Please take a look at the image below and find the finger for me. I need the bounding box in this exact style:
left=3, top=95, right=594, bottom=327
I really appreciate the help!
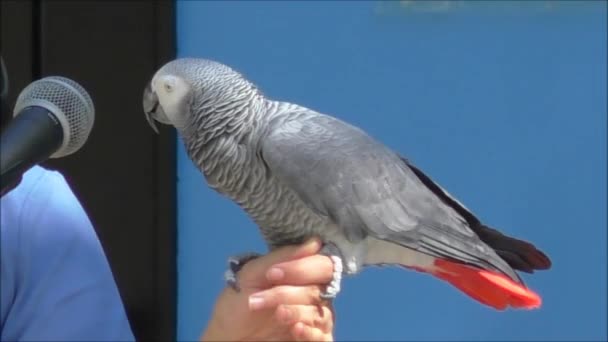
left=292, top=322, right=330, bottom=342
left=266, top=255, right=334, bottom=286
left=239, top=238, right=323, bottom=286
left=248, top=285, right=322, bottom=311
left=275, top=304, right=334, bottom=332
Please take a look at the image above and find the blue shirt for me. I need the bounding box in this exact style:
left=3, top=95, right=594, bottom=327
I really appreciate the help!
left=0, top=166, right=134, bottom=341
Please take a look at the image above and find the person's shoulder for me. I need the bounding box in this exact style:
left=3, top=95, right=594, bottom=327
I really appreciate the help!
left=1, top=165, right=94, bottom=249
left=0, top=167, right=135, bottom=341
left=1, top=164, right=72, bottom=207
left=2, top=166, right=53, bottom=229
left=23, top=165, right=77, bottom=204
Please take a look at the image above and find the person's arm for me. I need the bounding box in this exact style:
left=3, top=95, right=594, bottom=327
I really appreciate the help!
left=0, top=169, right=134, bottom=341
left=201, top=238, right=335, bottom=342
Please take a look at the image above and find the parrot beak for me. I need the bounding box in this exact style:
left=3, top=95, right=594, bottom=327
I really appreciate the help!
left=143, top=82, right=160, bottom=134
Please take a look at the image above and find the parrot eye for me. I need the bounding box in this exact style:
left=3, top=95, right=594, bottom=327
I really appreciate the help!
left=160, top=76, right=178, bottom=93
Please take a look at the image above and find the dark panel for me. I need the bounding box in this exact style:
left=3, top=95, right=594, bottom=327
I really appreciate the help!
left=0, top=0, right=34, bottom=126
left=151, top=2, right=178, bottom=339
left=35, top=1, right=176, bottom=341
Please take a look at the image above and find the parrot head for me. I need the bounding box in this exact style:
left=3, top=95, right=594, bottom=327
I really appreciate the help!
left=143, top=58, right=260, bottom=134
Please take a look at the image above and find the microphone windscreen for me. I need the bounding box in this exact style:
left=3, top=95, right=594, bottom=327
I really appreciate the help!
left=13, top=76, right=95, bottom=158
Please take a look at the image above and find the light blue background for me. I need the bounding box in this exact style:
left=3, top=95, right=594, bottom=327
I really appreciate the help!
left=175, top=1, right=606, bottom=340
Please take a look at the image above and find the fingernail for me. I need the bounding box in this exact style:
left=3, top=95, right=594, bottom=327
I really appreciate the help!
left=307, top=237, right=321, bottom=246
left=249, top=295, right=265, bottom=310
left=267, top=267, right=284, bottom=281
left=294, top=322, right=305, bottom=336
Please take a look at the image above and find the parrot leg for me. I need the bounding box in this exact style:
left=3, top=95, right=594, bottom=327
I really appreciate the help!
left=319, top=242, right=344, bottom=300
left=224, top=252, right=262, bottom=292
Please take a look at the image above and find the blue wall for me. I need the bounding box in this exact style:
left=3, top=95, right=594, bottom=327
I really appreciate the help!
left=176, top=1, right=606, bottom=340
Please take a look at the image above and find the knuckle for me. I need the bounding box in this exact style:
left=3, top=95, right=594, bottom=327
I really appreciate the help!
left=239, top=261, right=255, bottom=276
left=310, top=286, right=322, bottom=303
left=321, top=257, right=334, bottom=275
left=277, top=286, right=300, bottom=304
left=236, top=265, right=256, bottom=285
left=311, top=328, right=324, bottom=341
left=276, top=305, right=294, bottom=324
left=313, top=314, right=324, bottom=328
left=312, top=305, right=331, bottom=329
left=302, top=328, right=314, bottom=341
left=274, top=286, right=290, bottom=303
left=293, top=323, right=306, bottom=342
left=321, top=306, right=334, bottom=330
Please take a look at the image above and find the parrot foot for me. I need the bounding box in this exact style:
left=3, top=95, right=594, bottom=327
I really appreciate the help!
left=224, top=252, right=262, bottom=292
left=319, top=242, right=344, bottom=300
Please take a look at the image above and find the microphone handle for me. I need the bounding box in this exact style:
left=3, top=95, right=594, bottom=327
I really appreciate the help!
left=1, top=106, right=64, bottom=192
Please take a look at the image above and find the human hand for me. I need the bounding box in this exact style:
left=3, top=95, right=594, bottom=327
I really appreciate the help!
left=200, top=238, right=335, bottom=341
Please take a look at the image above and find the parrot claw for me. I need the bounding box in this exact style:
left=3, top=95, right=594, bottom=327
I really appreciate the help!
left=224, top=252, right=262, bottom=292
left=319, top=242, right=344, bottom=300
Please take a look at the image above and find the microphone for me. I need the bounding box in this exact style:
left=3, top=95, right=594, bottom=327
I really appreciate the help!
left=0, top=76, right=95, bottom=194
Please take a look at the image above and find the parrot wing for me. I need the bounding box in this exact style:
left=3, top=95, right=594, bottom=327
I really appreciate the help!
left=401, top=157, right=551, bottom=273
left=260, top=111, right=542, bottom=310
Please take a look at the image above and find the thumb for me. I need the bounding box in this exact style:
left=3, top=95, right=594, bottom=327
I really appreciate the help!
left=239, top=237, right=323, bottom=287
left=284, top=237, right=323, bottom=260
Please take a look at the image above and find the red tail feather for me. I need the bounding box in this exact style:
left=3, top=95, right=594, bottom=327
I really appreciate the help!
left=431, top=259, right=542, bottom=310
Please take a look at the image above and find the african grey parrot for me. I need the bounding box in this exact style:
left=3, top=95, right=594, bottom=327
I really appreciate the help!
left=142, top=58, right=551, bottom=310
